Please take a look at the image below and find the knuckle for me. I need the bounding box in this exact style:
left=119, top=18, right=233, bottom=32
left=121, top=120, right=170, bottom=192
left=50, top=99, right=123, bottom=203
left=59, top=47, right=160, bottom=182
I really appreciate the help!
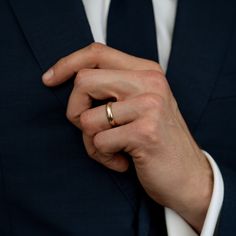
left=74, top=69, right=91, bottom=88
left=87, top=148, right=97, bottom=159
left=79, top=111, right=92, bottom=134
left=89, top=42, right=106, bottom=54
left=141, top=94, right=165, bottom=111
left=137, top=120, right=158, bottom=143
left=145, top=70, right=167, bottom=89
left=143, top=124, right=155, bottom=138
left=66, top=109, right=79, bottom=123
left=88, top=43, right=107, bottom=65
left=94, top=135, right=106, bottom=153
left=86, top=147, right=103, bottom=163
left=74, top=75, right=81, bottom=87
left=145, top=70, right=162, bottom=79
left=66, top=109, right=72, bottom=121
left=157, top=75, right=169, bottom=91
left=147, top=61, right=163, bottom=72
left=145, top=70, right=162, bottom=85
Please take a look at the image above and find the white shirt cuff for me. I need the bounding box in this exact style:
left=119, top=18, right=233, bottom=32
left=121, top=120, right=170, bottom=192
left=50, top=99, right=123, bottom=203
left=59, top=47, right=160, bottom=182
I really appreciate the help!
left=165, top=151, right=224, bottom=236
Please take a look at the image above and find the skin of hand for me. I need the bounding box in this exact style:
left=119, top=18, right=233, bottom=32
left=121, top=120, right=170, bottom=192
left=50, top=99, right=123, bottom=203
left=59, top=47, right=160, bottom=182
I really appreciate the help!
left=42, top=43, right=213, bottom=232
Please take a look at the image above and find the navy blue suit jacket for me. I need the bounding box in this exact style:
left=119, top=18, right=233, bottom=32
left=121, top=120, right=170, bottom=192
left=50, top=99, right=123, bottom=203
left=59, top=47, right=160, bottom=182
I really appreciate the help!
left=0, top=0, right=236, bottom=235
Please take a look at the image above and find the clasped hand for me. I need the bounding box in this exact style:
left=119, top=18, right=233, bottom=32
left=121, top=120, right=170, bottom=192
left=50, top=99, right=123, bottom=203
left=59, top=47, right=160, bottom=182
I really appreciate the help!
left=42, top=43, right=213, bottom=232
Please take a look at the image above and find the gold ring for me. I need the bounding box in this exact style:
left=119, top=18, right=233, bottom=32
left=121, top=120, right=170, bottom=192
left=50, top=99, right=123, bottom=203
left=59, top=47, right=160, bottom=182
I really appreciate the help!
left=106, top=102, right=117, bottom=127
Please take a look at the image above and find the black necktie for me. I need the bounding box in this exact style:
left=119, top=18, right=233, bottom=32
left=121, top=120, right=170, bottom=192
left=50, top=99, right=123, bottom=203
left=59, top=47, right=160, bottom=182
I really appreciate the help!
left=107, top=1, right=167, bottom=235
left=107, top=0, right=159, bottom=62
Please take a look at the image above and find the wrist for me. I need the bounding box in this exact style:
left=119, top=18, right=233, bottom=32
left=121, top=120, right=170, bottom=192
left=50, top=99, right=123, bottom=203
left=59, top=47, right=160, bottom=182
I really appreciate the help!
left=171, top=151, right=213, bottom=232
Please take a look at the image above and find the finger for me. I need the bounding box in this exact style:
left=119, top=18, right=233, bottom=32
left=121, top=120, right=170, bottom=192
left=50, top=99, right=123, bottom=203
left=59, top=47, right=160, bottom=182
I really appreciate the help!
left=66, top=69, right=164, bottom=124
left=93, top=122, right=137, bottom=156
left=79, top=100, right=139, bottom=136
left=83, top=133, right=129, bottom=172
left=42, top=43, right=162, bottom=86
left=65, top=69, right=142, bottom=124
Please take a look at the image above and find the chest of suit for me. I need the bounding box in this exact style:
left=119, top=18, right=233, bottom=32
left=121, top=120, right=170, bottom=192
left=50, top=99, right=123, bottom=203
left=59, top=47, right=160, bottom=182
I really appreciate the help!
left=0, top=0, right=236, bottom=235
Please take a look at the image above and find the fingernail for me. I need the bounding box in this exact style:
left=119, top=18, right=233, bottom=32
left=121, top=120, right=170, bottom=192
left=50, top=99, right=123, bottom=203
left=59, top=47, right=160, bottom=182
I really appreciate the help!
left=42, top=68, right=54, bottom=82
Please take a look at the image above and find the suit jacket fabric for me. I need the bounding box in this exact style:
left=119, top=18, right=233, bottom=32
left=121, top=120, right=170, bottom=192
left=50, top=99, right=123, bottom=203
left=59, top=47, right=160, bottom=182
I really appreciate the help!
left=0, top=0, right=236, bottom=235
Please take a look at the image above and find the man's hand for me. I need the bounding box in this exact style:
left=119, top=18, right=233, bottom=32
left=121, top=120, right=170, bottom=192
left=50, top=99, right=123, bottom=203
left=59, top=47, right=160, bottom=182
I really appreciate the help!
left=42, top=43, right=213, bottom=232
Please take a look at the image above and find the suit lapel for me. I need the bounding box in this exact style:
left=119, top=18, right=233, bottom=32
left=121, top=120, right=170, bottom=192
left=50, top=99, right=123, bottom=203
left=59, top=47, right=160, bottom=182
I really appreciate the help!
left=167, top=0, right=234, bottom=133
left=8, top=0, right=94, bottom=107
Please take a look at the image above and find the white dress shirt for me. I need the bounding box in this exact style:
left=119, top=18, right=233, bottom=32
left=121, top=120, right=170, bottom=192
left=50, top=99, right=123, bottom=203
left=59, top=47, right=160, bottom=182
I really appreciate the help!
left=82, top=0, right=224, bottom=235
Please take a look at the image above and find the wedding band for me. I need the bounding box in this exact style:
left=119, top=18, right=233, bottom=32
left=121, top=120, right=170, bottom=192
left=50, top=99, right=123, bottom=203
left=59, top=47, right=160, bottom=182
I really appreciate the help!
left=106, top=102, right=117, bottom=127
